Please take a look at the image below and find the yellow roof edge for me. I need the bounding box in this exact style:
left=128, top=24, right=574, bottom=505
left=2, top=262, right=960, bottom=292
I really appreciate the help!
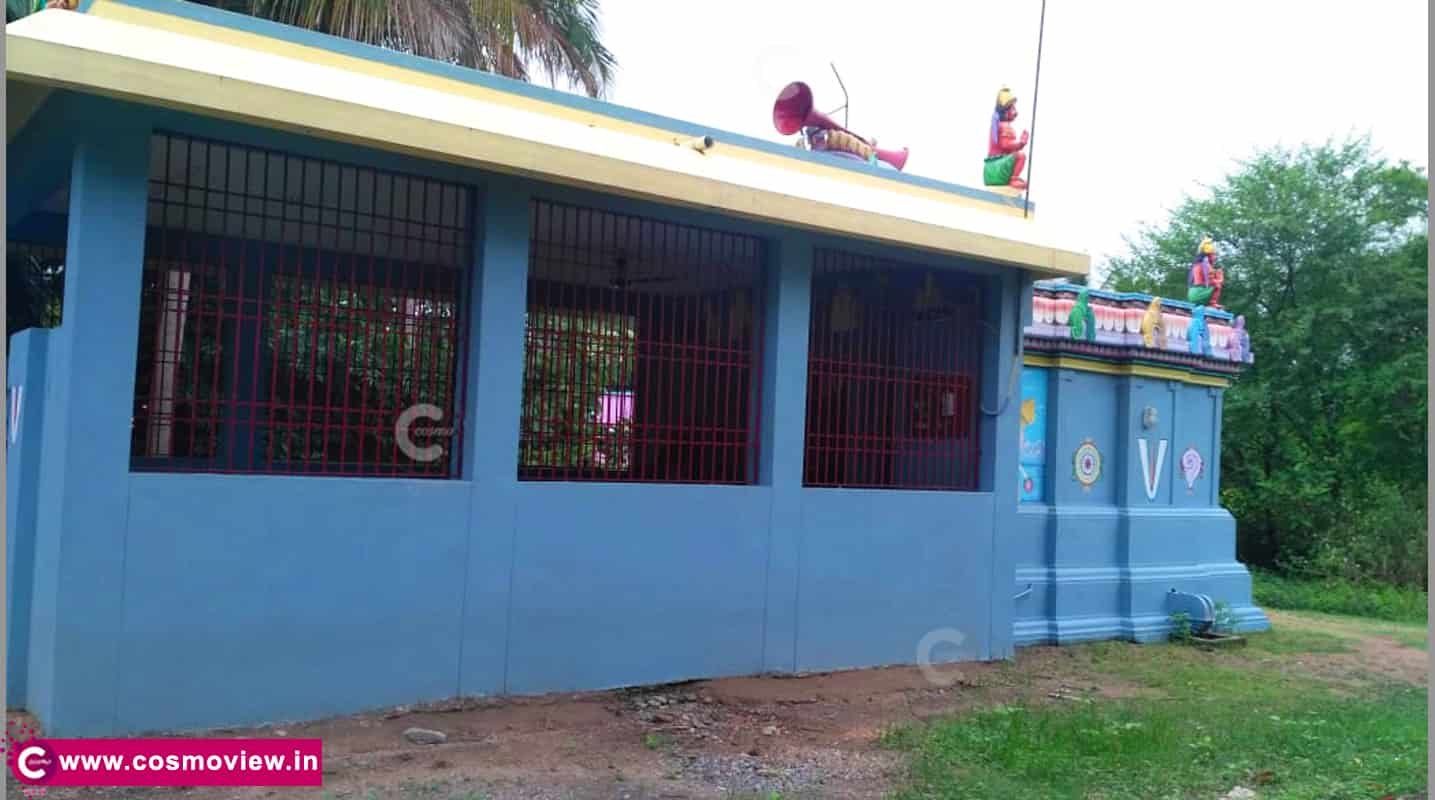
left=79, top=0, right=1043, bottom=222
left=6, top=19, right=1092, bottom=278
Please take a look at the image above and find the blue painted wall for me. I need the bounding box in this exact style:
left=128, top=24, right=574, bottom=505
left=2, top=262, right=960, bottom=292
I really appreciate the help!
left=6, top=330, right=51, bottom=706
left=118, top=475, right=473, bottom=732
left=7, top=93, right=1025, bottom=735
left=1012, top=366, right=1268, bottom=646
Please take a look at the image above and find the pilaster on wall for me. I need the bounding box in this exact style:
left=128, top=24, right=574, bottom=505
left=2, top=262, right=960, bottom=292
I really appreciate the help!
left=985, top=270, right=1030, bottom=659
left=27, top=124, right=151, bottom=735
left=759, top=233, right=813, bottom=674
left=6, top=331, right=52, bottom=707
left=458, top=178, right=533, bottom=697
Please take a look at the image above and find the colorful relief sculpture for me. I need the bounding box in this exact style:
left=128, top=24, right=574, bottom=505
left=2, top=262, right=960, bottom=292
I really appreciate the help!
left=1018, top=368, right=1049, bottom=503
left=1187, top=237, right=1224, bottom=309
left=1068, top=288, right=1096, bottom=341
left=1073, top=439, right=1102, bottom=491
left=1187, top=306, right=1211, bottom=357
left=772, top=81, right=909, bottom=171
left=1230, top=315, right=1250, bottom=363
left=1139, top=297, right=1165, bottom=349
left=1019, top=398, right=1038, bottom=496
left=984, top=87, right=1029, bottom=189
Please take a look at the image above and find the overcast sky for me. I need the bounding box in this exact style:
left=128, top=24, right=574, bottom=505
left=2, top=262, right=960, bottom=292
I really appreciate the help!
left=585, top=1, right=1428, bottom=279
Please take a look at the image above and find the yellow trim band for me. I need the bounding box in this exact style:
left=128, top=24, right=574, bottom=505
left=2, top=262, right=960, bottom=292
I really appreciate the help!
left=6, top=10, right=1089, bottom=276
left=1023, top=353, right=1231, bottom=388
left=87, top=1, right=1035, bottom=222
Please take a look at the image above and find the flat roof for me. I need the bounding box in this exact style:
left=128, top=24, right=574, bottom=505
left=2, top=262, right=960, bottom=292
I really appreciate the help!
left=5, top=0, right=1090, bottom=277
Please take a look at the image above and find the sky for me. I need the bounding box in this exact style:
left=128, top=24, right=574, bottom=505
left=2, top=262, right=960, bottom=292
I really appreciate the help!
left=577, top=1, right=1428, bottom=280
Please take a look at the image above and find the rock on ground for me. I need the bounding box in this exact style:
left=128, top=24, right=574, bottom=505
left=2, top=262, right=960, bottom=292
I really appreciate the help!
left=402, top=726, right=447, bottom=745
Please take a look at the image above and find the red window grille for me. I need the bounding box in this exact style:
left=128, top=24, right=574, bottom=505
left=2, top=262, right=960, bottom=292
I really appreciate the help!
left=803, top=249, right=984, bottom=490
left=130, top=132, right=474, bottom=478
left=520, top=199, right=765, bottom=484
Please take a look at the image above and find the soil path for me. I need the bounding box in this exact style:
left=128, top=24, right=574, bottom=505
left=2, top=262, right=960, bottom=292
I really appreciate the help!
left=8, top=612, right=1424, bottom=800
left=1262, top=609, right=1428, bottom=688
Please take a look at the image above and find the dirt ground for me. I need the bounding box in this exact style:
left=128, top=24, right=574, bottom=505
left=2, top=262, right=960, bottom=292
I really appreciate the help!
left=7, top=609, right=1426, bottom=800
left=1257, top=609, right=1428, bottom=688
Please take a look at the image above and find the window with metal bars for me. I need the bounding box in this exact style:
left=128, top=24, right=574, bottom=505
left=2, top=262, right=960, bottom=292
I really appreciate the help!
left=520, top=200, right=765, bottom=484
left=129, top=132, right=473, bottom=478
left=803, top=249, right=984, bottom=490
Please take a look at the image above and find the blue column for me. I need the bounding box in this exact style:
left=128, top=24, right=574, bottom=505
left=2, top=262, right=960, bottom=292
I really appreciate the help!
left=758, top=232, right=813, bottom=673
left=6, top=330, right=52, bottom=707
left=457, top=178, right=532, bottom=696
left=26, top=123, right=151, bottom=735
left=982, top=271, right=1027, bottom=496
left=984, top=270, right=1029, bottom=659
left=1207, top=386, right=1226, bottom=506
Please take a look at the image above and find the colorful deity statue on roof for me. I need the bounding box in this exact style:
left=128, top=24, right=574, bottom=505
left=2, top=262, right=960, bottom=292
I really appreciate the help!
left=1230, top=314, right=1251, bottom=363
left=1187, top=237, right=1224, bottom=309
left=1139, top=297, right=1165, bottom=349
left=1068, top=288, right=1096, bottom=342
left=984, top=87, right=1029, bottom=190
left=1188, top=306, right=1211, bottom=357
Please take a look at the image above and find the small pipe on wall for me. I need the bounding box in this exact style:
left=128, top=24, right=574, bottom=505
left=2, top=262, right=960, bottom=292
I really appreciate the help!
left=678, top=135, right=715, bottom=154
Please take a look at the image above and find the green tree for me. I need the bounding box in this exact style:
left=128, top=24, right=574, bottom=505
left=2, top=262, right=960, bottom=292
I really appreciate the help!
left=5, top=244, right=64, bottom=347
left=1103, top=137, right=1428, bottom=588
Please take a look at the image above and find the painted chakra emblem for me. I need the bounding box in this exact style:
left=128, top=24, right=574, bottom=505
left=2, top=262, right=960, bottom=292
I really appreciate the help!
left=1181, top=446, right=1205, bottom=493
left=1072, top=439, right=1102, bottom=491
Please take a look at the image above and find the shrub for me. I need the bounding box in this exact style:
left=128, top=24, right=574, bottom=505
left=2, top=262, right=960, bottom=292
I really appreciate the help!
left=1253, top=569, right=1427, bottom=623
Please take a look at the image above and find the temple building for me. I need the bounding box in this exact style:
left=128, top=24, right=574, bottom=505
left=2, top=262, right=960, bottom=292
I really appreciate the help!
left=6, top=0, right=1265, bottom=736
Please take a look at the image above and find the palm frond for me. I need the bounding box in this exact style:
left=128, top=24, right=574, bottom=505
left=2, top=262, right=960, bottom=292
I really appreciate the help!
left=189, top=0, right=616, bottom=98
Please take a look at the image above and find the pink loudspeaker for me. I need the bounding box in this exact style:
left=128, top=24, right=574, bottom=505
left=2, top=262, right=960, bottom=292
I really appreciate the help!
left=772, top=81, right=909, bottom=171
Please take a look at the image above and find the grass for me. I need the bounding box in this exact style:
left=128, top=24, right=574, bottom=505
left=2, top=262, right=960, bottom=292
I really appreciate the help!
left=1392, top=629, right=1429, bottom=651
left=883, top=624, right=1427, bottom=799
left=1253, top=569, right=1427, bottom=623
left=1239, top=625, right=1354, bottom=655
left=1266, top=607, right=1429, bottom=652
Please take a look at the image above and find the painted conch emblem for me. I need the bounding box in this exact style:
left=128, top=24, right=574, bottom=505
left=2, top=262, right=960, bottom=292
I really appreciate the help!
left=1180, top=446, right=1204, bottom=492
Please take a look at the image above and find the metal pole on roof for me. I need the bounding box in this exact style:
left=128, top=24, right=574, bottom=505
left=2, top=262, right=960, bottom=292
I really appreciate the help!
left=1023, top=0, right=1047, bottom=219
left=828, top=62, right=851, bottom=129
